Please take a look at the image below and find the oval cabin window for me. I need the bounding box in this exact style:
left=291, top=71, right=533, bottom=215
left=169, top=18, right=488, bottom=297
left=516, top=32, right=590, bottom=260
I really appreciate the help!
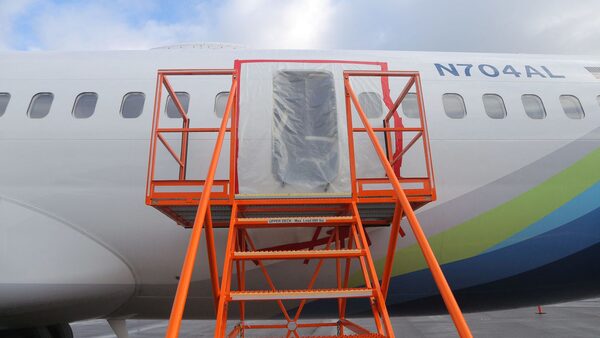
left=121, top=92, right=145, bottom=118
left=358, top=92, right=383, bottom=118
left=0, top=93, right=10, bottom=117
left=165, top=92, right=190, bottom=119
left=559, top=95, right=585, bottom=119
left=401, top=93, right=420, bottom=119
left=214, top=92, right=229, bottom=118
left=442, top=93, right=467, bottom=119
left=482, top=94, right=507, bottom=119
left=521, top=94, right=546, bottom=120
left=28, top=93, right=54, bottom=119
left=72, top=92, right=98, bottom=119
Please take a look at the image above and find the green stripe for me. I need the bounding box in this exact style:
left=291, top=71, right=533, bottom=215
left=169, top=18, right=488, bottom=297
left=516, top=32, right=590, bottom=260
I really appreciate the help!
left=364, top=147, right=600, bottom=282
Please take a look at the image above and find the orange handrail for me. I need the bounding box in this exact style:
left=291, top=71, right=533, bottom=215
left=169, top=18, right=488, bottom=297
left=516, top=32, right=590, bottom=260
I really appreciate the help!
left=164, top=72, right=238, bottom=338
left=344, top=71, right=472, bottom=338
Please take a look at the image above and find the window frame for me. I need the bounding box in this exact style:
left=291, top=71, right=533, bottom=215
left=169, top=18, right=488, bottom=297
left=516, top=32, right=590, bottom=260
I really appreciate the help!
left=27, top=92, right=54, bottom=119
left=120, top=92, right=146, bottom=119
left=72, top=92, right=98, bottom=119
left=521, top=94, right=547, bottom=120
left=214, top=91, right=229, bottom=118
left=482, top=93, right=507, bottom=119
left=0, top=93, right=10, bottom=117
left=559, top=95, right=585, bottom=120
left=165, top=91, right=190, bottom=119
left=358, top=91, right=384, bottom=119
left=442, top=93, right=467, bottom=119
left=401, top=92, right=420, bottom=119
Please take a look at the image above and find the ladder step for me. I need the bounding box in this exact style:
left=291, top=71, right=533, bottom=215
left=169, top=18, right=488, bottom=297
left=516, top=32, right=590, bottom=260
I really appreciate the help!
left=229, top=288, right=373, bottom=301
left=233, top=249, right=363, bottom=260
left=235, top=215, right=355, bottom=227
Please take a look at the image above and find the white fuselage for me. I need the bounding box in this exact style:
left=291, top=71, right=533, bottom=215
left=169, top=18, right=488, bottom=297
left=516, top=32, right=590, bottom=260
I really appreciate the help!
left=1, top=49, right=599, bottom=327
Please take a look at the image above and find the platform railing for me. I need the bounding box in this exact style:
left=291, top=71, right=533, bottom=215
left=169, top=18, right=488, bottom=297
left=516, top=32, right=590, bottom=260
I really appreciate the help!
left=145, top=69, right=238, bottom=206
left=344, top=70, right=436, bottom=203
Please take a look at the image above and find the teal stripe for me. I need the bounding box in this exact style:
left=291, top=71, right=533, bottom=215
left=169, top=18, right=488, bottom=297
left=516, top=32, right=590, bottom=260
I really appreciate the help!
left=486, top=182, right=600, bottom=253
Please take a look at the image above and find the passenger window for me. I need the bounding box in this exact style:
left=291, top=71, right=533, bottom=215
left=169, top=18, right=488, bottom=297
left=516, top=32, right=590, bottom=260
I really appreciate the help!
left=442, top=93, right=466, bottom=119
left=0, top=93, right=10, bottom=117
left=521, top=95, right=546, bottom=119
left=72, top=92, right=98, bottom=119
left=27, top=93, right=54, bottom=119
left=482, top=94, right=507, bottom=119
left=358, top=92, right=383, bottom=118
left=401, top=93, right=419, bottom=119
left=559, top=95, right=585, bottom=119
left=214, top=92, right=229, bottom=118
left=165, top=92, right=190, bottom=118
left=121, top=92, right=145, bottom=118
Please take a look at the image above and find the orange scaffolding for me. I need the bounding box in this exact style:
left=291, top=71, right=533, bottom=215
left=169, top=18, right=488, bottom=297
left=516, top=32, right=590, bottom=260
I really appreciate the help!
left=146, top=64, right=472, bottom=337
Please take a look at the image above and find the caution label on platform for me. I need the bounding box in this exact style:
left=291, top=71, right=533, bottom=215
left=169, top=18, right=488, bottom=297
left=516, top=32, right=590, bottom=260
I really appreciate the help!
left=267, top=217, right=327, bottom=224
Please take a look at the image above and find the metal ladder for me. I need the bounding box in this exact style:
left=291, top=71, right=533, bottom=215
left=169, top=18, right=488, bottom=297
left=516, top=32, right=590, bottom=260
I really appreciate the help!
left=215, top=199, right=394, bottom=337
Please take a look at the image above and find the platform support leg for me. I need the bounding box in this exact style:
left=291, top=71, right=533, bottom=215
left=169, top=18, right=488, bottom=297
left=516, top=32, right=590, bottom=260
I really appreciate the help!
left=339, top=226, right=354, bottom=336
left=382, top=206, right=404, bottom=299
left=215, top=204, right=238, bottom=337
left=205, top=210, right=220, bottom=309
left=165, top=211, right=207, bottom=338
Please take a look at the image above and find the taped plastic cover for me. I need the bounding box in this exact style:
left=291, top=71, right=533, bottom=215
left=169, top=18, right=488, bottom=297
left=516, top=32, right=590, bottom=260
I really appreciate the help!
left=273, top=70, right=339, bottom=188
left=237, top=62, right=386, bottom=195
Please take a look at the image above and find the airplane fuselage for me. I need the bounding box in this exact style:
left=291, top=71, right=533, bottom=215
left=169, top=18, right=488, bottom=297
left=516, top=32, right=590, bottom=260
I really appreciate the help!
left=1, top=48, right=599, bottom=328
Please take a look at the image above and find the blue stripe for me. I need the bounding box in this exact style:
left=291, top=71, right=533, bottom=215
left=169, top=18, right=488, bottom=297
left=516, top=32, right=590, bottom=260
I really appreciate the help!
left=386, top=205, right=600, bottom=304
left=485, top=182, right=600, bottom=253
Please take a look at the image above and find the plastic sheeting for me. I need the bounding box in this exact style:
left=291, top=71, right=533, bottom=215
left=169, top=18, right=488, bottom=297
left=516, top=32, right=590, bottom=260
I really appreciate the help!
left=237, top=61, right=387, bottom=195
left=273, top=70, right=339, bottom=189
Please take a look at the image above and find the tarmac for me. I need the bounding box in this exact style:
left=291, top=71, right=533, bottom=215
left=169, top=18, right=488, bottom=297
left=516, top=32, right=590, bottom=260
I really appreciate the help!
left=71, top=298, right=600, bottom=337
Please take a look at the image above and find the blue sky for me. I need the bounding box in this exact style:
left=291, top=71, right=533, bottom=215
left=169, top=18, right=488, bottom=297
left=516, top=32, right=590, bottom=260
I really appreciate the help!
left=1, top=0, right=600, bottom=53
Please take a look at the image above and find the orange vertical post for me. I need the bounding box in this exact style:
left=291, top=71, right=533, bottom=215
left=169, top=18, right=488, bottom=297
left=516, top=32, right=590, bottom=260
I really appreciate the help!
left=204, top=209, right=220, bottom=307
left=145, top=73, right=164, bottom=202
left=381, top=207, right=403, bottom=298
left=215, top=204, right=238, bottom=338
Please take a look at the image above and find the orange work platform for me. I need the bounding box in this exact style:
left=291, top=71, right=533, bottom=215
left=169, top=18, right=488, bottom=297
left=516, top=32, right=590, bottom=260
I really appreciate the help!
left=145, top=63, right=472, bottom=337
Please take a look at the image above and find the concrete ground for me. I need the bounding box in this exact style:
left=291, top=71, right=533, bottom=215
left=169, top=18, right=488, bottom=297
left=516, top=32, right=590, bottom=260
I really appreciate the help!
left=72, top=298, right=600, bottom=337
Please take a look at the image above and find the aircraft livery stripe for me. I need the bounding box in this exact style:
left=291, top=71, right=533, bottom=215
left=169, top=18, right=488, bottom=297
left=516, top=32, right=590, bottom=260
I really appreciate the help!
left=485, top=182, right=600, bottom=253
left=369, top=146, right=600, bottom=279
left=383, top=204, right=600, bottom=304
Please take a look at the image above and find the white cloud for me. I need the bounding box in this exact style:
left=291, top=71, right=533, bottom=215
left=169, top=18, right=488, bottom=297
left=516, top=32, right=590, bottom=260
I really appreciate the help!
left=529, top=3, right=600, bottom=54
left=1, top=0, right=600, bottom=54
left=214, top=0, right=336, bottom=49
